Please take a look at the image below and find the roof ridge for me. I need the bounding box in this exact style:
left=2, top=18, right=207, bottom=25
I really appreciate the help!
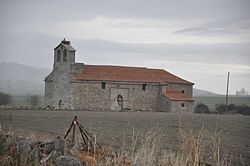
left=72, top=64, right=194, bottom=85
left=84, top=65, right=171, bottom=71
left=85, top=64, right=148, bottom=69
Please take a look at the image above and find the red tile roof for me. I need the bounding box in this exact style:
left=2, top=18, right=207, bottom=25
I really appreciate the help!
left=163, top=90, right=194, bottom=101
left=72, top=65, right=193, bottom=84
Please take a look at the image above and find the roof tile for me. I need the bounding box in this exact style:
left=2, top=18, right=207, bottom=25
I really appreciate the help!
left=72, top=65, right=193, bottom=84
left=163, top=90, right=194, bottom=101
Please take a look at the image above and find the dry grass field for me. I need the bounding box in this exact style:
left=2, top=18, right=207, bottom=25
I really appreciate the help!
left=0, top=110, right=250, bottom=165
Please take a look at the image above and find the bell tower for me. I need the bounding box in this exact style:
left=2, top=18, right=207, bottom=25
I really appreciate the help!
left=53, top=38, right=76, bottom=70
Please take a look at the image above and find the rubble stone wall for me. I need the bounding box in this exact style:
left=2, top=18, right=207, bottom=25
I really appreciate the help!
left=72, top=81, right=161, bottom=111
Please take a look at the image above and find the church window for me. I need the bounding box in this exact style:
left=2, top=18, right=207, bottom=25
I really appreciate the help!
left=181, top=103, right=185, bottom=108
left=142, top=84, right=147, bottom=90
left=101, top=82, right=106, bottom=89
left=63, top=50, right=67, bottom=61
left=57, top=50, right=61, bottom=62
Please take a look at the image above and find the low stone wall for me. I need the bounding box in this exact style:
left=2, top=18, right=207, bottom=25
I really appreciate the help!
left=0, top=132, right=86, bottom=166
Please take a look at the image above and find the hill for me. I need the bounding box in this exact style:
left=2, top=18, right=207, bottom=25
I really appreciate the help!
left=0, top=62, right=50, bottom=94
left=193, top=88, right=220, bottom=96
left=0, top=62, right=217, bottom=96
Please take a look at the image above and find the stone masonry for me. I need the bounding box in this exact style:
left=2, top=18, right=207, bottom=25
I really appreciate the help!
left=45, top=39, right=194, bottom=112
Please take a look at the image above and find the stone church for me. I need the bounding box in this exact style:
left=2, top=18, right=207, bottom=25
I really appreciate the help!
left=45, top=39, right=194, bottom=112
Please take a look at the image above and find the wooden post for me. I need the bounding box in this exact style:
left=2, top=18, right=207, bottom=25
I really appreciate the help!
left=72, top=116, right=78, bottom=142
left=225, top=72, right=230, bottom=112
left=72, top=121, right=76, bottom=142
left=64, top=116, right=101, bottom=150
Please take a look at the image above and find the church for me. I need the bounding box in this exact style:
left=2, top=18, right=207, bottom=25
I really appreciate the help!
left=45, top=39, right=194, bottom=112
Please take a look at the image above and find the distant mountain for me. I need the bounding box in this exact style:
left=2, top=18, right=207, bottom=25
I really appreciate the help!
left=0, top=62, right=50, bottom=94
left=193, top=88, right=220, bottom=97
left=0, top=62, right=219, bottom=96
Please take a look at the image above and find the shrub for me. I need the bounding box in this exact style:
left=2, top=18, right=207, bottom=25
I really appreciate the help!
left=215, top=104, right=226, bottom=113
left=228, top=104, right=237, bottom=111
left=194, top=103, right=210, bottom=114
left=237, top=105, right=250, bottom=115
left=215, top=104, right=250, bottom=115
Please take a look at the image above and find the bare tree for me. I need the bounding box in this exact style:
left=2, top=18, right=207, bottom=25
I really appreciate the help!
left=0, top=92, right=12, bottom=105
left=236, top=87, right=248, bottom=96
left=30, top=95, right=39, bottom=107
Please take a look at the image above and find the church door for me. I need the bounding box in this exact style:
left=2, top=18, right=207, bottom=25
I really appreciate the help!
left=58, top=100, right=62, bottom=109
left=117, top=95, right=123, bottom=109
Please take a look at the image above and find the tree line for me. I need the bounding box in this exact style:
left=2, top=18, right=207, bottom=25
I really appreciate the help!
left=195, top=103, right=250, bottom=115
left=0, top=92, right=40, bottom=107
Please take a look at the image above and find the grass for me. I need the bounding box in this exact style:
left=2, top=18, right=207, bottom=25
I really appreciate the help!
left=1, top=124, right=246, bottom=166
left=0, top=110, right=250, bottom=165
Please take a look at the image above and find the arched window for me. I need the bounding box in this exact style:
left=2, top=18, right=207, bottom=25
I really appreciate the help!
left=63, top=50, right=67, bottom=62
left=117, top=95, right=123, bottom=108
left=57, top=50, right=61, bottom=62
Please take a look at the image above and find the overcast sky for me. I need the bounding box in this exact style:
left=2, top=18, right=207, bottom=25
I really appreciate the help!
left=0, top=0, right=250, bottom=94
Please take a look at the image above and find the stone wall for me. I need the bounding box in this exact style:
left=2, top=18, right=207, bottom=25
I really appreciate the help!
left=159, top=96, right=172, bottom=112
left=72, top=81, right=110, bottom=111
left=72, top=81, right=161, bottom=111
left=44, top=81, right=53, bottom=108
left=162, top=83, right=193, bottom=97
left=52, top=73, right=73, bottom=109
left=45, top=69, right=74, bottom=109
left=45, top=74, right=194, bottom=112
left=45, top=72, right=194, bottom=112
left=159, top=96, right=194, bottom=113
left=53, top=46, right=75, bottom=70
left=171, top=101, right=194, bottom=113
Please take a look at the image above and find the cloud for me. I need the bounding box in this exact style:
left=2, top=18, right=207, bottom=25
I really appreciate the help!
left=73, top=38, right=250, bottom=66
left=0, top=0, right=250, bottom=93
left=25, top=16, right=247, bottom=44
left=1, top=0, right=250, bottom=25
left=174, top=15, right=250, bottom=36
left=1, top=31, right=249, bottom=68
left=1, top=0, right=249, bottom=44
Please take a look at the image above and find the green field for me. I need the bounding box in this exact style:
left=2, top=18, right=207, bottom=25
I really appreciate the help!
left=194, top=96, right=250, bottom=111
left=0, top=110, right=249, bottom=164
